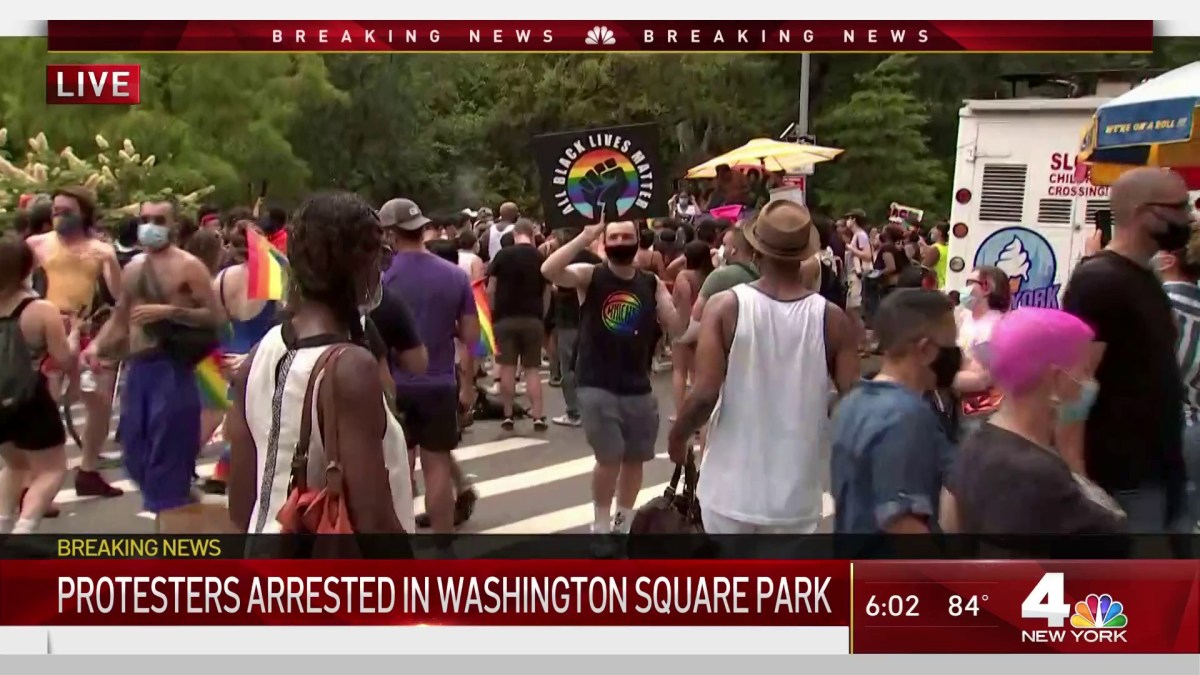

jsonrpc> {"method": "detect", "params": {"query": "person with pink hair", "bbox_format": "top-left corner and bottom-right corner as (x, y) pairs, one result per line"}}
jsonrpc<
(942, 308), (1126, 534)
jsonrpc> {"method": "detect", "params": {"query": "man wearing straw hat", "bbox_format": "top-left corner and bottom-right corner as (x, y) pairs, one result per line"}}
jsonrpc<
(668, 201), (860, 533)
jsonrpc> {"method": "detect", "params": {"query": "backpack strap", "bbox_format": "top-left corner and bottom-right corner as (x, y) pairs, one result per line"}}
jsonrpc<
(7, 297), (38, 320)
(217, 269), (229, 314)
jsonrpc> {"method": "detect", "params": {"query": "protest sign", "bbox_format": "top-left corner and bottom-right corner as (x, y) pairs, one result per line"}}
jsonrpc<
(532, 123), (668, 228)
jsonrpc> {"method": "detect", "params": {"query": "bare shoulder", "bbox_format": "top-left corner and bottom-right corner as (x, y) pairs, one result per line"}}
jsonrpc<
(26, 233), (49, 256)
(329, 345), (384, 400)
(823, 300), (852, 340)
(25, 297), (60, 325)
(705, 288), (739, 320)
(824, 299), (850, 326)
(122, 255), (146, 279)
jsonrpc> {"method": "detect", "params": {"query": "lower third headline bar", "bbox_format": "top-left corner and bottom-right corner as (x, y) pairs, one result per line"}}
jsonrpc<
(0, 559), (850, 626)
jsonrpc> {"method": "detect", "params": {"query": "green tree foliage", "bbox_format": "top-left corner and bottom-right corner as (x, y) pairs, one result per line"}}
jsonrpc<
(0, 40), (342, 208)
(814, 55), (946, 220)
(1, 38), (1196, 224)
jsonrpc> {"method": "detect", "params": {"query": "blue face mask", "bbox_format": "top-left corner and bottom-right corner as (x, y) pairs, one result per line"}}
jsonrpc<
(137, 223), (170, 250)
(1057, 377), (1100, 424)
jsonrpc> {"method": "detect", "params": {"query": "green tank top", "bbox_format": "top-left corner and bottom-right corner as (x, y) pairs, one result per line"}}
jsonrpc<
(934, 243), (949, 289)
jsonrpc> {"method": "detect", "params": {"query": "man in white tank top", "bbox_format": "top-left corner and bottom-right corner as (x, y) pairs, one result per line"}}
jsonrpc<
(667, 201), (860, 534)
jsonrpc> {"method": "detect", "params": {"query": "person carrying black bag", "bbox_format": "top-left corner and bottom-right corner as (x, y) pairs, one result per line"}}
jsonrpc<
(84, 199), (225, 533)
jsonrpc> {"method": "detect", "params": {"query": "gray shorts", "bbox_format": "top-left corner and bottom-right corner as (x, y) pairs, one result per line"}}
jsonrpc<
(577, 387), (659, 464)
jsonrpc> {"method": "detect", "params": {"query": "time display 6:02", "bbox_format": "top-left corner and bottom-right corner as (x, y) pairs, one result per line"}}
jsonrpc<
(864, 594), (920, 617)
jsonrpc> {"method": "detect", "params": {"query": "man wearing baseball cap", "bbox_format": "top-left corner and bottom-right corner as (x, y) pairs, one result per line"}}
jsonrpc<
(668, 201), (860, 534)
(381, 198), (480, 534)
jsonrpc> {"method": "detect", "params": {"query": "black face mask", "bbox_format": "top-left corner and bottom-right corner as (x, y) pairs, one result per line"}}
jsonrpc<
(606, 244), (638, 265)
(54, 213), (85, 237)
(930, 345), (962, 390)
(1152, 220), (1193, 252)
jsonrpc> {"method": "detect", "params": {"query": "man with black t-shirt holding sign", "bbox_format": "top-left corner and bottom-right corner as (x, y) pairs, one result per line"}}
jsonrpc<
(542, 218), (684, 542)
(1061, 167), (1192, 532)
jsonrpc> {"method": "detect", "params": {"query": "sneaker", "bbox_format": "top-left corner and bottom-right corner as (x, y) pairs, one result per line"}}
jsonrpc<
(455, 489), (478, 524)
(551, 414), (582, 427)
(74, 470), (124, 498)
(501, 417), (515, 431)
(590, 522), (617, 558)
(486, 383), (501, 397)
(548, 377), (562, 388)
(415, 489), (479, 529)
(515, 382), (527, 396)
(533, 417), (548, 432)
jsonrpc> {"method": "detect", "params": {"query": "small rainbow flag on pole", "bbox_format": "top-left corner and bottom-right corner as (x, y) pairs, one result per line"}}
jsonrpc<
(195, 350), (231, 410)
(471, 279), (497, 359)
(246, 227), (288, 300)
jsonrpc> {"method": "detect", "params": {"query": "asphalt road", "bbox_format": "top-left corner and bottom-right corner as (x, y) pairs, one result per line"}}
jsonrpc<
(28, 356), (859, 534)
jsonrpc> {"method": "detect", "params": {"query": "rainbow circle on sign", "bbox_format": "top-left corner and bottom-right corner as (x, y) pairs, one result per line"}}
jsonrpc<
(566, 148), (641, 221)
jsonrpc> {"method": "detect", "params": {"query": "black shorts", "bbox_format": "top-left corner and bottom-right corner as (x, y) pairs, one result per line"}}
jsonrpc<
(495, 316), (544, 368)
(0, 375), (66, 451)
(394, 386), (460, 453)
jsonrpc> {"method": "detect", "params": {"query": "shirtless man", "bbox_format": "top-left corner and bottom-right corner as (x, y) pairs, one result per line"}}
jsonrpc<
(84, 199), (224, 532)
(26, 186), (124, 498)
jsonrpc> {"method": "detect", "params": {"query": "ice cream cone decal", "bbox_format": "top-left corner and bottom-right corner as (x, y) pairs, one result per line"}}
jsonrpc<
(996, 236), (1031, 294)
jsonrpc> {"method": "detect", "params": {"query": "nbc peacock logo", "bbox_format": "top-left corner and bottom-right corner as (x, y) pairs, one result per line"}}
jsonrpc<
(585, 26), (616, 46)
(1070, 593), (1128, 629)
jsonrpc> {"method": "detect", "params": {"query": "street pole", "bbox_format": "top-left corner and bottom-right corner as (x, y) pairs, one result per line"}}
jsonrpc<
(798, 53), (811, 137)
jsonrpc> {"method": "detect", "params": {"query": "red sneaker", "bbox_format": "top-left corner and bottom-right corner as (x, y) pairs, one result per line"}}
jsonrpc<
(74, 470), (124, 498)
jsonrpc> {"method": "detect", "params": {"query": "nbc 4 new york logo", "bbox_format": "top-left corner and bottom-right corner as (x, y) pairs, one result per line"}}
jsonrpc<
(1021, 573), (1129, 644)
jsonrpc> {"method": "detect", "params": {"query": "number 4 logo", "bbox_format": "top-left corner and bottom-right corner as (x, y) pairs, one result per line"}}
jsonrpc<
(1021, 572), (1072, 627)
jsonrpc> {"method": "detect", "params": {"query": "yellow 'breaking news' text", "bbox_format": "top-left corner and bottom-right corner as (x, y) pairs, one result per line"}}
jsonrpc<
(57, 537), (222, 558)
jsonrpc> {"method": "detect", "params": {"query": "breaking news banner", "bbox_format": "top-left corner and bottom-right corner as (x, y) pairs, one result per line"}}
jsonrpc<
(0, 558), (850, 627)
(4, 537), (1200, 655)
(531, 123), (668, 229)
(852, 561), (1200, 654)
(44, 20), (1153, 53)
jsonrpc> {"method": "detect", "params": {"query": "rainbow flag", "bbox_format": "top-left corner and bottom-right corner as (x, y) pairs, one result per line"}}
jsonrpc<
(195, 350), (231, 410)
(246, 227), (288, 300)
(471, 279), (497, 359)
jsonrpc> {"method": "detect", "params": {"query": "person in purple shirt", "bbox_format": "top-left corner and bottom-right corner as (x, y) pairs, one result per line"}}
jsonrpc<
(380, 198), (480, 535)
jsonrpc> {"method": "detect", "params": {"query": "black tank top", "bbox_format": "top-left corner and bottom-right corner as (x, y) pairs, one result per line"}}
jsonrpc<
(577, 264), (658, 395)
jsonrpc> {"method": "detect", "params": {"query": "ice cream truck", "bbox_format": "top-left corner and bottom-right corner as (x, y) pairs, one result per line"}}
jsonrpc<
(944, 95), (1116, 307)
(945, 74), (1200, 305)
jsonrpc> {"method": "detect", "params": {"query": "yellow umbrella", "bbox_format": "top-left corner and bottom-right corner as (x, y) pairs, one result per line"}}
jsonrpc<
(685, 138), (843, 179)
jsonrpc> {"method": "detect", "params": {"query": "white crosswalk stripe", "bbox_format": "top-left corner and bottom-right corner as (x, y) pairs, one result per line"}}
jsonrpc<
(45, 375), (838, 534)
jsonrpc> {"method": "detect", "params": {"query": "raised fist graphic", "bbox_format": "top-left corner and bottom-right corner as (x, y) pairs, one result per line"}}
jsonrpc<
(579, 158), (629, 221)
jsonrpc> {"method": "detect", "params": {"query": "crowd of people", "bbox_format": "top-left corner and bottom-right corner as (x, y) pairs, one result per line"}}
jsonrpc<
(0, 164), (1197, 546)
